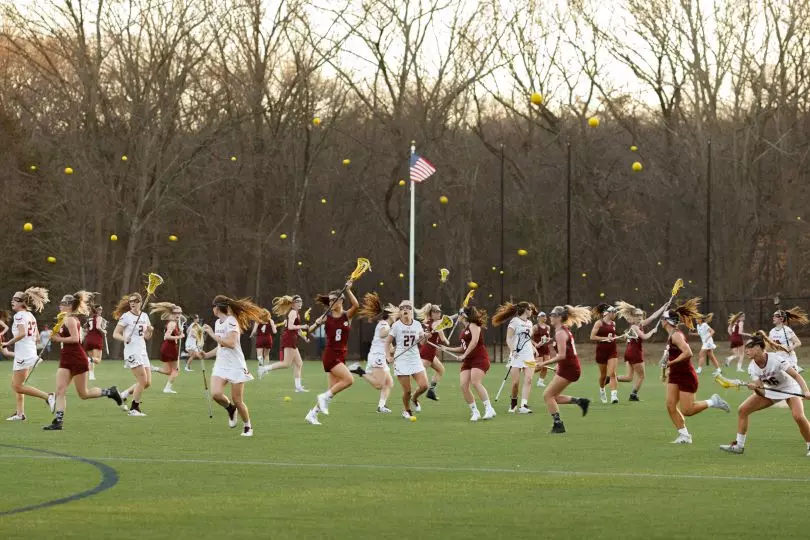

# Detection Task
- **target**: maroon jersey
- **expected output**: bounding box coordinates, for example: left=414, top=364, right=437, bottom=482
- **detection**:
left=419, top=319, right=442, bottom=360
left=729, top=321, right=743, bottom=347
left=160, top=324, right=180, bottom=361
left=281, top=313, right=300, bottom=349
left=533, top=324, right=550, bottom=356
left=460, top=326, right=488, bottom=363
left=325, top=313, right=350, bottom=353
left=256, top=323, right=273, bottom=338
left=557, top=326, right=581, bottom=382
left=59, top=317, right=89, bottom=375
left=667, top=331, right=693, bottom=375
left=624, top=325, right=644, bottom=364
left=595, top=319, right=618, bottom=363
left=84, top=315, right=104, bottom=352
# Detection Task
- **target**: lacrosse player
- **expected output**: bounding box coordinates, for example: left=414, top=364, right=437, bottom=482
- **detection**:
left=258, top=295, right=309, bottom=393
left=693, top=313, right=721, bottom=376
left=113, top=292, right=154, bottom=416
left=250, top=313, right=276, bottom=367
left=83, top=302, right=106, bottom=381
left=353, top=293, right=397, bottom=413
left=148, top=302, right=184, bottom=394
left=591, top=303, right=620, bottom=404
left=386, top=300, right=428, bottom=420
left=184, top=314, right=204, bottom=371
left=445, top=306, right=496, bottom=422
left=769, top=307, right=808, bottom=372
left=493, top=301, right=535, bottom=413
left=532, top=310, right=551, bottom=387
left=615, top=301, right=667, bottom=401
left=416, top=303, right=448, bottom=401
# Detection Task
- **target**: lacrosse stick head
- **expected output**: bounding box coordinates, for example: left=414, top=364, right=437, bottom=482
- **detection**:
left=145, top=273, right=164, bottom=295
left=462, top=290, right=475, bottom=308
left=349, top=258, right=371, bottom=281
left=52, top=312, right=67, bottom=334
left=434, top=315, right=453, bottom=332
left=671, top=278, right=684, bottom=297
left=714, top=374, right=743, bottom=390
left=439, top=268, right=449, bottom=283
left=304, top=308, right=312, bottom=322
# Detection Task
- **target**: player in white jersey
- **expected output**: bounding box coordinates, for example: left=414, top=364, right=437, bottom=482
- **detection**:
left=720, top=332, right=810, bottom=456
left=692, top=314, right=721, bottom=376
left=348, top=293, right=396, bottom=413
left=202, top=295, right=266, bottom=437
left=113, top=292, right=154, bottom=416
left=1, top=288, right=55, bottom=421
left=184, top=314, right=204, bottom=372
left=769, top=307, right=808, bottom=372
left=386, top=300, right=428, bottom=419
left=492, top=301, right=535, bottom=414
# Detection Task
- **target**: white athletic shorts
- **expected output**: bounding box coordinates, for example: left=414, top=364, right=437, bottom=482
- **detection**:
left=508, top=354, right=534, bottom=369
left=701, top=339, right=717, bottom=351
left=124, top=352, right=151, bottom=370
left=366, top=352, right=387, bottom=371
left=185, top=345, right=201, bottom=354
left=13, top=355, right=38, bottom=372
left=394, top=357, right=426, bottom=377
left=212, top=363, right=254, bottom=384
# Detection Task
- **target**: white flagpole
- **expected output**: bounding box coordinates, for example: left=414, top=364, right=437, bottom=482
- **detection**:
left=409, top=141, right=416, bottom=303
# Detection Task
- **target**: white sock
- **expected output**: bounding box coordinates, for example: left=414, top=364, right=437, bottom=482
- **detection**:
left=378, top=398, right=386, bottom=408
left=678, top=427, right=690, bottom=436
left=244, top=421, right=251, bottom=429
left=295, top=377, right=302, bottom=388
left=521, top=399, right=528, bottom=407
left=309, top=407, right=318, bottom=416
left=483, top=399, right=492, bottom=410
left=325, top=390, right=334, bottom=399
left=736, top=433, right=746, bottom=447
left=120, top=390, right=129, bottom=399
left=468, top=402, right=478, bottom=412
left=611, top=390, right=618, bottom=396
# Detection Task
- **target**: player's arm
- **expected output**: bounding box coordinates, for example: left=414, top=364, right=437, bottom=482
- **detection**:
left=785, top=366, right=810, bottom=398
left=667, top=332, right=693, bottom=366
left=113, top=321, right=127, bottom=343
left=345, top=284, right=359, bottom=320
left=249, top=322, right=258, bottom=338
left=3, top=318, right=26, bottom=347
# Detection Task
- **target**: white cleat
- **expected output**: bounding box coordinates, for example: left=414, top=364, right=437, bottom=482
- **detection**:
left=184, top=366, right=193, bottom=372
left=6, top=413, right=26, bottom=421
left=241, top=426, right=254, bottom=437
left=376, top=406, right=392, bottom=413
left=599, top=389, right=608, bottom=404
left=257, top=365, right=271, bottom=380
left=482, top=407, right=497, bottom=420
left=696, top=367, right=703, bottom=374
left=517, top=406, right=533, bottom=414
left=536, top=379, right=546, bottom=388
left=611, top=391, right=619, bottom=404
left=150, top=365, right=160, bottom=373
left=470, top=409, right=481, bottom=422
left=720, top=442, right=744, bottom=454
left=317, top=393, right=330, bottom=415
left=294, top=387, right=310, bottom=393
left=47, top=393, right=56, bottom=413
left=507, top=406, right=517, bottom=413
left=712, top=368, right=722, bottom=377
left=412, top=400, right=422, bottom=413
left=127, top=410, right=147, bottom=417
left=305, top=410, right=321, bottom=425
left=401, top=410, right=414, bottom=420
left=671, top=433, right=692, bottom=444
left=163, top=388, right=177, bottom=394
left=711, top=394, right=730, bottom=413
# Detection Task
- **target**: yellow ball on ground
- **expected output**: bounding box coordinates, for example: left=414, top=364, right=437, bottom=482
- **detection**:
left=121, top=155, right=128, bottom=161
left=632, top=161, right=643, bottom=172
left=530, top=92, right=543, bottom=105
left=409, top=416, right=417, bottom=422
left=439, top=195, right=448, bottom=204
left=398, top=179, right=406, bottom=186
left=517, top=249, right=528, bottom=256
left=280, top=233, right=288, bottom=239
left=169, top=235, right=178, bottom=242
left=630, top=145, right=638, bottom=152
left=110, top=234, right=118, bottom=241
left=312, top=117, right=321, bottom=126
left=64, top=167, right=74, bottom=175
left=283, top=396, right=292, bottom=402
left=342, top=159, right=350, bottom=166
left=47, top=256, right=56, bottom=263
left=588, top=117, right=600, bottom=128
left=23, top=222, right=33, bottom=232
left=468, top=281, right=478, bottom=289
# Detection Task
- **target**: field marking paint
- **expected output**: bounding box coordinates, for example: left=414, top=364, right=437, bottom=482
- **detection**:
left=0, top=444, right=118, bottom=516
left=1, top=451, right=808, bottom=484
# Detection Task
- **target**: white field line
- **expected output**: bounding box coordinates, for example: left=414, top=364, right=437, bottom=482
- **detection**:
left=0, top=453, right=808, bottom=483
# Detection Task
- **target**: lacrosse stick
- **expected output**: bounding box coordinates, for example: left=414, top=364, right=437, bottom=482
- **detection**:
left=652, top=278, right=684, bottom=333
left=447, top=289, right=476, bottom=338
left=322, top=258, right=371, bottom=315
left=439, top=268, right=449, bottom=283
left=100, top=317, right=110, bottom=355
left=494, top=363, right=511, bottom=401
left=304, top=308, right=312, bottom=322
left=24, top=312, right=66, bottom=384
left=714, top=374, right=807, bottom=398
left=127, top=273, right=164, bottom=341
left=393, top=315, right=453, bottom=360
left=425, top=340, right=459, bottom=359
left=176, top=314, right=187, bottom=368
left=200, top=354, right=213, bottom=419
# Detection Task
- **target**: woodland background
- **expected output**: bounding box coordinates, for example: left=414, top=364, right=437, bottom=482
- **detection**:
left=2, top=0, right=810, bottom=352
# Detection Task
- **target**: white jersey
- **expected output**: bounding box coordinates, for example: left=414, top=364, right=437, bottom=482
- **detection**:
left=769, top=326, right=799, bottom=367
left=390, top=320, right=424, bottom=362
left=748, top=352, right=801, bottom=401
left=185, top=323, right=201, bottom=350
left=118, top=311, right=151, bottom=357
left=11, top=311, right=38, bottom=359
left=697, top=322, right=716, bottom=349
left=214, top=316, right=247, bottom=371
left=508, top=317, right=535, bottom=362
left=369, top=320, right=391, bottom=357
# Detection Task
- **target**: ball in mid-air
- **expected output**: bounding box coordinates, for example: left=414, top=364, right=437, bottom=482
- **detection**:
left=280, top=233, right=288, bottom=239
left=588, top=117, right=599, bottom=128
left=64, top=167, right=74, bottom=175
left=29, top=165, right=37, bottom=171
left=121, top=155, right=128, bottom=161
left=439, top=195, right=448, bottom=204
left=632, top=161, right=643, bottom=172
left=230, top=156, right=237, bottom=162
left=517, top=249, right=528, bottom=256
left=398, top=272, right=405, bottom=279
left=398, top=179, right=406, bottom=186
left=530, top=92, right=543, bottom=105
left=23, top=222, right=33, bottom=232
left=110, top=234, right=118, bottom=241
left=47, top=256, right=56, bottom=263
left=168, top=234, right=178, bottom=242
left=312, top=117, right=321, bottom=126
left=630, top=145, right=638, bottom=152
left=342, top=159, right=350, bottom=166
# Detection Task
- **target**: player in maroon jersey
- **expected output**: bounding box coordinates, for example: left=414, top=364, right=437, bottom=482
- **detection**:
left=727, top=312, right=746, bottom=372
left=532, top=310, right=551, bottom=388
left=590, top=303, right=620, bottom=404
left=535, top=305, right=592, bottom=433
left=83, top=300, right=106, bottom=381
left=259, top=295, right=309, bottom=392
left=149, top=302, right=184, bottom=394
left=614, top=300, right=667, bottom=402
left=43, top=291, right=122, bottom=430
left=416, top=303, right=448, bottom=401
left=250, top=312, right=277, bottom=367
left=303, top=281, right=359, bottom=425
left=660, top=298, right=730, bottom=444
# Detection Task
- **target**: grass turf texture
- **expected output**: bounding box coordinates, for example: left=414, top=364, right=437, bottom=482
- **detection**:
left=1, top=343, right=809, bottom=540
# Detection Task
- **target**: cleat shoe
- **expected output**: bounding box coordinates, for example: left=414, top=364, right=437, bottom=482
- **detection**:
left=401, top=410, right=414, bottom=420
left=47, top=393, right=56, bottom=413
left=482, top=407, right=497, bottom=420
left=536, top=378, right=546, bottom=388
left=184, top=366, right=193, bottom=372
left=507, top=406, right=517, bottom=413
left=720, top=441, right=744, bottom=454
left=599, top=388, right=608, bottom=404
left=517, top=406, right=533, bottom=414
left=712, top=368, right=722, bottom=377
left=550, top=422, right=566, bottom=434
left=305, top=410, right=321, bottom=425
left=611, top=391, right=619, bottom=404
left=426, top=388, right=439, bottom=401
left=317, top=393, right=330, bottom=415
left=163, top=388, right=177, bottom=394
left=671, top=433, right=693, bottom=444
left=107, top=387, right=123, bottom=407
left=577, top=398, right=590, bottom=417
left=376, top=406, right=392, bottom=413
left=227, top=404, right=238, bottom=428
left=348, top=362, right=365, bottom=376
left=241, top=426, right=254, bottom=437
left=696, top=367, right=703, bottom=374
left=470, top=409, right=481, bottom=422
left=628, top=393, right=640, bottom=402
left=411, top=399, right=421, bottom=412
left=711, top=394, right=730, bottom=413
left=150, top=365, right=160, bottom=373
left=294, top=387, right=309, bottom=393
left=6, top=413, right=26, bottom=421
left=127, top=409, right=147, bottom=417
left=257, top=365, right=271, bottom=380
left=42, top=419, right=63, bottom=431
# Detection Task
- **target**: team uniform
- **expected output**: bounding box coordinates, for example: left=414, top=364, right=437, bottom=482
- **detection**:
left=281, top=313, right=301, bottom=349
left=211, top=316, right=252, bottom=383
left=557, top=327, right=582, bottom=382
left=322, top=313, right=350, bottom=372
left=118, top=311, right=152, bottom=369
left=507, top=317, right=534, bottom=369
left=390, top=320, right=425, bottom=376
left=769, top=326, right=799, bottom=369
left=697, top=322, right=716, bottom=350
left=595, top=320, right=617, bottom=364
left=185, top=324, right=202, bottom=353
left=533, top=325, right=550, bottom=357
left=83, top=315, right=104, bottom=352
left=460, top=326, right=490, bottom=373
left=11, top=311, right=38, bottom=371
left=160, top=325, right=180, bottom=362
left=366, top=320, right=390, bottom=371
left=255, top=322, right=273, bottom=350
left=748, top=353, right=802, bottom=402
left=58, top=320, right=90, bottom=376
left=624, top=325, right=644, bottom=365
left=666, top=330, right=698, bottom=393
left=729, top=321, right=743, bottom=348
left=418, top=319, right=442, bottom=362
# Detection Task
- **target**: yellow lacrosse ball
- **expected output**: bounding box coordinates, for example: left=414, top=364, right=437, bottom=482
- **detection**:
left=630, top=145, right=638, bottom=152
left=468, top=281, right=478, bottom=289
left=517, top=249, right=528, bottom=256
left=632, top=161, right=643, bottom=172
left=23, top=223, right=33, bottom=232
left=47, top=256, right=56, bottom=263
left=283, top=396, right=292, bottom=402
left=280, top=233, right=288, bottom=239
left=581, top=272, right=587, bottom=277
left=121, top=155, right=128, bottom=161
left=230, top=156, right=237, bottom=162
left=398, top=179, right=406, bottom=186
left=110, top=234, right=118, bottom=241
left=64, top=167, right=74, bottom=175
left=588, top=117, right=600, bottom=128
left=321, top=198, right=327, bottom=204
left=342, top=159, right=350, bottom=166
left=409, top=416, right=417, bottom=422
left=439, top=195, right=448, bottom=204
left=530, top=92, right=543, bottom=105
left=312, top=117, right=321, bottom=126
left=432, top=223, right=437, bottom=228
left=398, top=272, right=405, bottom=279
left=169, top=235, right=178, bottom=242
left=331, top=229, right=336, bottom=235
left=29, top=165, right=37, bottom=171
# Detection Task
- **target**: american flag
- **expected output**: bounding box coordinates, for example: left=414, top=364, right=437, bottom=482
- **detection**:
left=410, top=153, right=437, bottom=183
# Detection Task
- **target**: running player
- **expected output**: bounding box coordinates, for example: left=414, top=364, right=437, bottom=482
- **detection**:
left=149, top=302, right=184, bottom=394
left=492, top=301, right=534, bottom=413
left=416, top=303, right=448, bottom=401
left=590, top=303, right=619, bottom=403
left=184, top=314, right=204, bottom=371
left=769, top=307, right=808, bottom=372
left=693, top=313, right=721, bottom=376
left=350, top=293, right=397, bottom=413
left=726, top=312, right=745, bottom=372
left=386, top=300, right=429, bottom=419
left=83, top=300, right=106, bottom=381
left=250, top=312, right=276, bottom=367
left=532, top=310, right=551, bottom=387
left=113, top=292, right=154, bottom=416
left=258, top=295, right=309, bottom=392
left=614, top=300, right=667, bottom=401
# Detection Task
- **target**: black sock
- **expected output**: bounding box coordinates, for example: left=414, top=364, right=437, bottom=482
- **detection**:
left=631, top=389, right=638, bottom=395
left=101, top=388, right=111, bottom=397
left=551, top=412, right=562, bottom=424
left=510, top=397, right=518, bottom=408
left=55, top=410, right=64, bottom=423
left=131, top=400, right=140, bottom=411
left=226, top=403, right=236, bottom=415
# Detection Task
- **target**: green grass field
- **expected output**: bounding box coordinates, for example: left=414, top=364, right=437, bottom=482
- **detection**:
left=1, top=343, right=809, bottom=539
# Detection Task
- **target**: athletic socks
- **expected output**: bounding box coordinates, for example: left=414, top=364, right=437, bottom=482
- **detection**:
left=521, top=398, right=528, bottom=407
left=551, top=412, right=562, bottom=424
left=55, top=410, right=64, bottom=423
left=294, top=377, right=302, bottom=388
left=482, top=399, right=492, bottom=410
left=378, top=398, right=387, bottom=408
left=325, top=390, right=334, bottom=400
left=736, top=433, right=747, bottom=447
left=678, top=427, right=690, bottom=436
left=130, top=400, right=141, bottom=412
left=510, top=397, right=518, bottom=409
left=468, top=402, right=478, bottom=412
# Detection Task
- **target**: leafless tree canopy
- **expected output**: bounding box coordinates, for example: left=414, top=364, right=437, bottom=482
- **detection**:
left=2, top=0, right=809, bottom=331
